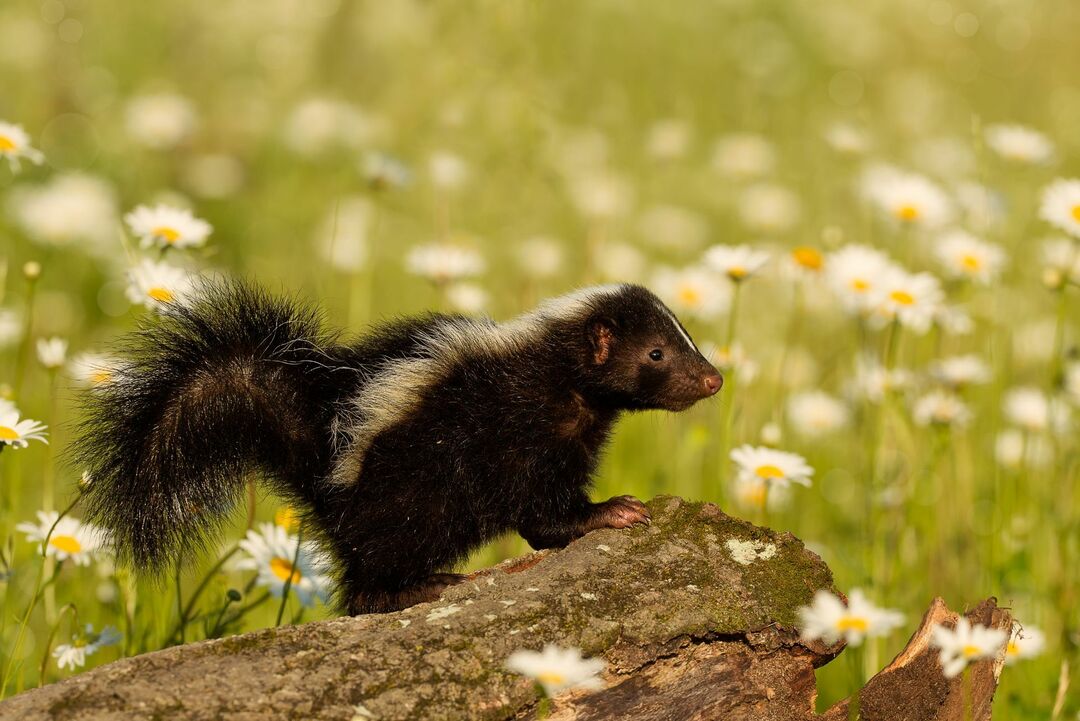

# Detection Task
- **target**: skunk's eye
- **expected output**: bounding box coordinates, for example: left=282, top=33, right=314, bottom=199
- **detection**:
left=648, top=349, right=664, bottom=362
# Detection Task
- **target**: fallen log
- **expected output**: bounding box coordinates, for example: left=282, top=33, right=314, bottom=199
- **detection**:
left=0, top=496, right=1011, bottom=720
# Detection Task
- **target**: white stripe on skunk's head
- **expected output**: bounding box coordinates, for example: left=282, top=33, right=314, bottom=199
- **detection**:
left=569, top=284, right=723, bottom=412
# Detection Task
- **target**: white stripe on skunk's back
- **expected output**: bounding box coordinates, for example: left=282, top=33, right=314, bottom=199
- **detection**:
left=328, top=285, right=628, bottom=486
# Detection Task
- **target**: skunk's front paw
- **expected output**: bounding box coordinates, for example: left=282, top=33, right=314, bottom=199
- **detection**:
left=586, top=495, right=651, bottom=531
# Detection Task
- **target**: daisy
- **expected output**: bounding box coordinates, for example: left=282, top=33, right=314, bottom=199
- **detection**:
left=702, top=244, right=770, bottom=282
left=825, top=244, right=896, bottom=312
left=798, top=589, right=905, bottom=646
left=930, top=618, right=1008, bottom=678
left=0, top=308, right=21, bottom=348
left=711, top=133, right=776, bottom=179
left=445, top=282, right=489, bottom=314
left=930, top=355, right=991, bottom=388
left=9, top=173, right=119, bottom=252
left=874, top=269, right=945, bottom=334
left=933, top=305, right=975, bottom=336
left=124, top=93, right=198, bottom=150
left=789, top=246, right=825, bottom=275
left=737, top=184, right=801, bottom=234
left=428, top=151, right=470, bottom=190
left=0, top=120, right=45, bottom=172
left=1039, top=179, right=1080, bottom=239
left=651, top=266, right=731, bottom=321
left=1040, top=237, right=1080, bottom=286
left=36, top=336, right=68, bottom=370
left=851, top=357, right=913, bottom=404
left=934, top=230, right=1007, bottom=284
left=514, top=237, right=564, bottom=279
left=505, top=644, right=605, bottom=696
left=125, top=204, right=212, bottom=250
left=283, top=97, right=376, bottom=157
left=0, top=407, right=48, bottom=448
left=863, top=166, right=952, bottom=229
left=637, top=205, right=708, bottom=252
left=984, top=124, right=1054, bottom=165
left=125, top=259, right=195, bottom=310
left=405, top=243, right=486, bottom=284
left=1002, top=387, right=1069, bottom=434
left=824, top=122, right=871, bottom=155
left=16, top=511, right=105, bottom=566
left=786, top=391, right=850, bottom=437
left=1005, top=623, right=1046, bottom=665
left=236, top=523, right=332, bottom=607
left=995, top=429, right=1053, bottom=469
left=645, top=118, right=691, bottom=160
left=912, top=390, right=972, bottom=428
left=53, top=624, right=121, bottom=671
left=567, top=171, right=633, bottom=220
left=730, top=445, right=814, bottom=489
left=69, top=352, right=121, bottom=388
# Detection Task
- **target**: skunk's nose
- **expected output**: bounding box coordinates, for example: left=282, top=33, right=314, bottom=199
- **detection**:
left=703, top=374, right=723, bottom=395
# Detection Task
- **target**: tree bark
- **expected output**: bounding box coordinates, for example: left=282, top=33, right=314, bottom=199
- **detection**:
left=0, top=497, right=1011, bottom=720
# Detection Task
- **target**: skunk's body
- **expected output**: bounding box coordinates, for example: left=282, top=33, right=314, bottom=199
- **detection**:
left=76, top=282, right=721, bottom=614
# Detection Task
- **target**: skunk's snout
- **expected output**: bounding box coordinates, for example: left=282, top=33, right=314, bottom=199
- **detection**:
left=703, top=373, right=723, bottom=396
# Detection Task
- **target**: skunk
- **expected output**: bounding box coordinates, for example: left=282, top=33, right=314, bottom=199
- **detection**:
left=74, top=282, right=722, bottom=614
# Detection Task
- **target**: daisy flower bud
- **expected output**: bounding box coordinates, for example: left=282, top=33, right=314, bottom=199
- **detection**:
left=36, top=336, right=68, bottom=369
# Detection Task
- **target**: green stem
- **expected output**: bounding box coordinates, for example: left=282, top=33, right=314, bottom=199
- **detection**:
left=275, top=527, right=304, bottom=627
left=38, top=603, right=77, bottom=686
left=166, top=545, right=240, bottom=646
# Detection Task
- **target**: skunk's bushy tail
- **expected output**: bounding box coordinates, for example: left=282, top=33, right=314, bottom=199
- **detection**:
left=74, top=282, right=354, bottom=572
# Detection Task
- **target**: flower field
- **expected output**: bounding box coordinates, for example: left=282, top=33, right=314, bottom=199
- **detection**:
left=0, top=0, right=1078, bottom=715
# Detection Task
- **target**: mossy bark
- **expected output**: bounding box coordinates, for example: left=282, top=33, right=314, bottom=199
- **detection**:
left=0, top=497, right=1009, bottom=720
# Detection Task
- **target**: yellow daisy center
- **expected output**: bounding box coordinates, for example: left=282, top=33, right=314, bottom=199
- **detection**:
left=90, top=369, right=113, bottom=385
left=1006, top=642, right=1019, bottom=656
left=274, top=507, right=300, bottom=533
left=728, top=266, right=748, bottom=280
left=851, top=278, right=870, bottom=292
left=1071, top=205, right=1080, bottom=222
left=755, top=464, right=785, bottom=479
left=270, top=556, right=302, bottom=584
left=152, top=226, right=181, bottom=243
left=889, top=290, right=915, bottom=306
left=962, top=644, right=982, bottom=658
left=50, top=535, right=83, bottom=554
left=835, top=616, right=869, bottom=632
left=677, top=285, right=702, bottom=307
left=961, top=254, right=982, bottom=271
left=0, top=135, right=15, bottom=152
left=147, top=286, right=175, bottom=302
left=792, top=247, right=823, bottom=270
left=895, top=204, right=920, bottom=221
left=0, top=426, right=18, bottom=441
left=536, top=671, right=566, bottom=686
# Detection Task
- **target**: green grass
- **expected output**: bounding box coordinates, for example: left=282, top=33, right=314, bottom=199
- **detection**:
left=0, top=0, right=1078, bottom=716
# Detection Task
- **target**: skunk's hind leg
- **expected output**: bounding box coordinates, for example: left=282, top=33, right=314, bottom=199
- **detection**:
left=345, top=573, right=468, bottom=615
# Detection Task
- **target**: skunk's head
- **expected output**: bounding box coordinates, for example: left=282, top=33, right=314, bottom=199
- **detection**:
left=569, top=285, right=722, bottom=411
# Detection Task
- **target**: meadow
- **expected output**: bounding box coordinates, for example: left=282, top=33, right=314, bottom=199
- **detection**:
left=0, top=0, right=1078, bottom=716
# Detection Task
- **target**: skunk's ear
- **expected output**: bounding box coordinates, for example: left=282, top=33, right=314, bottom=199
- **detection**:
left=589, top=319, right=616, bottom=365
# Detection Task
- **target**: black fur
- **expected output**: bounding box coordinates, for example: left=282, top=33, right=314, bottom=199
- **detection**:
left=74, top=282, right=722, bottom=614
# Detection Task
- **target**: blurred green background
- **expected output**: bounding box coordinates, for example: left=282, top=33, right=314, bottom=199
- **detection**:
left=1, top=0, right=1079, bottom=716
